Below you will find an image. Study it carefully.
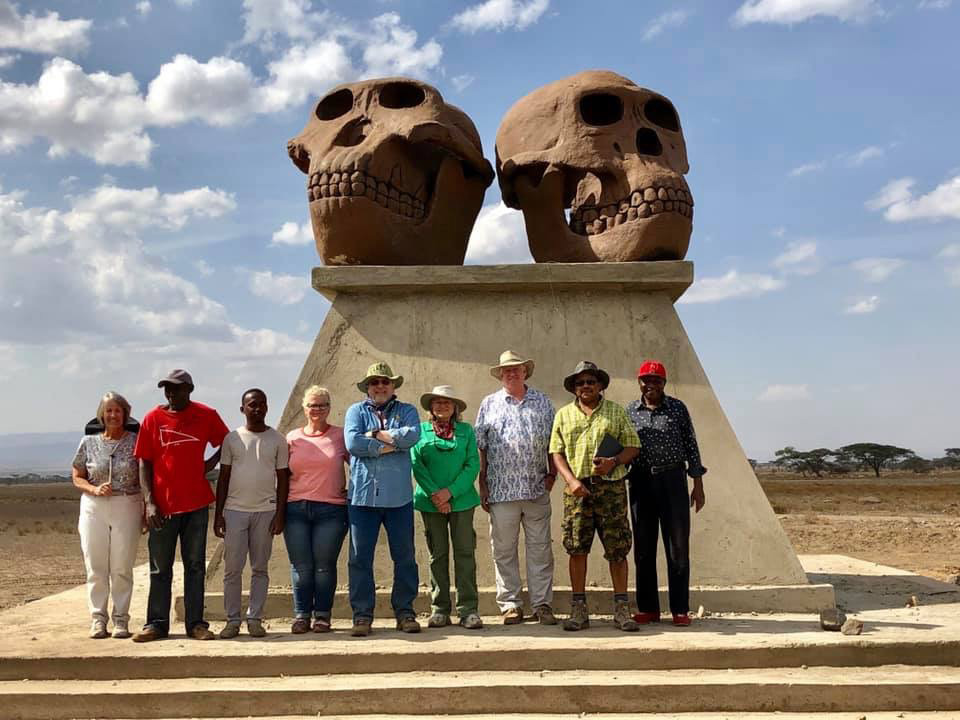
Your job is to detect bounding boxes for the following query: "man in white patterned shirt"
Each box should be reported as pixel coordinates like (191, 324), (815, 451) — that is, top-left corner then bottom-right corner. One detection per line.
(475, 350), (557, 625)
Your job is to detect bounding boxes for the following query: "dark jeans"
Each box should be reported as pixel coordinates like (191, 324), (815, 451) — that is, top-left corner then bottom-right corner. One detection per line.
(348, 502), (418, 622)
(283, 500), (348, 620)
(145, 506), (209, 635)
(629, 467), (690, 615)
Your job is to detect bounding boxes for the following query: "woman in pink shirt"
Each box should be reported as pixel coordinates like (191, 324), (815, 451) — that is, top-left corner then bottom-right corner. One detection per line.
(284, 385), (349, 633)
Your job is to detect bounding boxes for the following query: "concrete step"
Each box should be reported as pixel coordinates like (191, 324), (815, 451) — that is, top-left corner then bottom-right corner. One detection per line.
(3, 666), (960, 718)
(122, 715), (960, 720)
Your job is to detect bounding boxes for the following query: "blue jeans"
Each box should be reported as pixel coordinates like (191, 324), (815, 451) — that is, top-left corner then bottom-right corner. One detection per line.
(348, 502), (418, 622)
(283, 500), (348, 620)
(145, 506), (208, 635)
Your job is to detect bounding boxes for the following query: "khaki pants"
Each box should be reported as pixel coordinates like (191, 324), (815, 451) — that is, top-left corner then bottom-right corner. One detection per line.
(222, 509), (275, 622)
(488, 492), (554, 611)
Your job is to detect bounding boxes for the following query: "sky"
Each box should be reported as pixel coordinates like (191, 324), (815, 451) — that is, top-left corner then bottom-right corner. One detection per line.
(0, 0), (958, 460)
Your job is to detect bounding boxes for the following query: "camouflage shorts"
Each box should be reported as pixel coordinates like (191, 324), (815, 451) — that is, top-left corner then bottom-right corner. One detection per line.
(562, 478), (632, 561)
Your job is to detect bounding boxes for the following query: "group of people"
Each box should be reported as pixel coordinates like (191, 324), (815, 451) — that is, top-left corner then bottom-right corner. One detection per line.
(71, 350), (706, 640)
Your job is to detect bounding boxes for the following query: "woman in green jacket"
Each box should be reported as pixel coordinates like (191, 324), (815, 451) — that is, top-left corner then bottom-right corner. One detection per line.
(411, 385), (483, 629)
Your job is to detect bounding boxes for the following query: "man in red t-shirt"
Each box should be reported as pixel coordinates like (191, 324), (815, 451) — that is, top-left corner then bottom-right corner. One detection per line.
(132, 369), (228, 642)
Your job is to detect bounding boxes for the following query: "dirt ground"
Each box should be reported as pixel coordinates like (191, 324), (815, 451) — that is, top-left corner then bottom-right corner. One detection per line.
(1, 474), (958, 612)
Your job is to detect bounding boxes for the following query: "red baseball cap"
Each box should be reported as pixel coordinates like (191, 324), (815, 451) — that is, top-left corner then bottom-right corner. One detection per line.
(637, 361), (667, 380)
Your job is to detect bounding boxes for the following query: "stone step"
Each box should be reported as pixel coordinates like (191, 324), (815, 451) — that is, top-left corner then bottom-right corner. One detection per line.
(126, 715), (960, 720)
(3, 666), (960, 718)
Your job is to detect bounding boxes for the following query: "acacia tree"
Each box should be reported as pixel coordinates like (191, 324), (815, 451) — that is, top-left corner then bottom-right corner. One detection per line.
(945, 448), (960, 469)
(773, 447), (836, 477)
(836, 443), (915, 477)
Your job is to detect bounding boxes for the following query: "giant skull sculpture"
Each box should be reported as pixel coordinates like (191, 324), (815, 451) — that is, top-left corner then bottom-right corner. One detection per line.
(289, 78), (494, 265)
(496, 71), (693, 263)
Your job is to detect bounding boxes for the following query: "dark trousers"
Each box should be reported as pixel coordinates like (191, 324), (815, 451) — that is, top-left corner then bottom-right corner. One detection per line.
(145, 506), (209, 634)
(629, 467), (690, 615)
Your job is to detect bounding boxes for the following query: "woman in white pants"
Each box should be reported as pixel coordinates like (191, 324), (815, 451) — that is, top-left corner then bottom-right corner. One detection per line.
(72, 392), (143, 639)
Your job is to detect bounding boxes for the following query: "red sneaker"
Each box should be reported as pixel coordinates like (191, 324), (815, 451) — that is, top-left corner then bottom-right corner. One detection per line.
(632, 611), (661, 624)
(672, 613), (692, 627)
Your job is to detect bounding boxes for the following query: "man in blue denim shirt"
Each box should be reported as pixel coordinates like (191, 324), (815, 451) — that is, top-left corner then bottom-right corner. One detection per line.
(344, 361), (422, 636)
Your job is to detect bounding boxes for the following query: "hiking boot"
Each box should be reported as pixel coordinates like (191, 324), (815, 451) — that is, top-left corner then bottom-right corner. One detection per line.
(459, 613), (483, 630)
(613, 601), (640, 632)
(396, 616), (421, 634)
(218, 621), (241, 639)
(111, 620), (131, 639)
(350, 619), (372, 637)
(501, 606), (524, 625)
(427, 613), (451, 628)
(562, 600), (590, 631)
(247, 619), (267, 638)
(291, 617), (311, 634)
(188, 625), (215, 640)
(532, 604), (558, 625)
(312, 617), (332, 633)
(672, 613), (692, 627)
(90, 620), (108, 639)
(131, 626), (166, 643)
(633, 611), (661, 625)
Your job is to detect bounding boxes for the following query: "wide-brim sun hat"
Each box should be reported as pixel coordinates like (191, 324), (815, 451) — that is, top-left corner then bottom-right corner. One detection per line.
(420, 385), (468, 413)
(563, 360), (611, 393)
(357, 361), (404, 393)
(489, 349), (535, 380)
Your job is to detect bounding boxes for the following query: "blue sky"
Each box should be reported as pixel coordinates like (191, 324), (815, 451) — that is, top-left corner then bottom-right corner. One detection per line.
(0, 0), (957, 459)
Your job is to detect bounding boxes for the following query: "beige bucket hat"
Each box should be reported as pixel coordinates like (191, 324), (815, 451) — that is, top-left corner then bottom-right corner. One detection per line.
(357, 361), (404, 393)
(420, 385), (467, 413)
(489, 349), (535, 380)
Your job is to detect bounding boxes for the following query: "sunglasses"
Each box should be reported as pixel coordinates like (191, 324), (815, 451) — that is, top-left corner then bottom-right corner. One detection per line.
(306, 403), (330, 410)
(574, 378), (598, 387)
(367, 378), (393, 387)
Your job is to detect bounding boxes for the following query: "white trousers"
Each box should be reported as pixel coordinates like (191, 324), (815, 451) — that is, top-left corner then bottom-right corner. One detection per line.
(77, 493), (142, 625)
(488, 492), (554, 611)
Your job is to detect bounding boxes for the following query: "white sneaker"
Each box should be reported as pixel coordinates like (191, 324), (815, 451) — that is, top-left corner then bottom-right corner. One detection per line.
(90, 619), (108, 639)
(112, 620), (131, 639)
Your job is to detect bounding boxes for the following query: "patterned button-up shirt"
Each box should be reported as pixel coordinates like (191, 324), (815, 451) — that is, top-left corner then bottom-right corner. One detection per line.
(625, 395), (706, 478)
(549, 398), (640, 482)
(475, 387), (555, 503)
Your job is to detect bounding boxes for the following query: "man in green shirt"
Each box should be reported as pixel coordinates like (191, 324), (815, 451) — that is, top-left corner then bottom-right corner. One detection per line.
(549, 361), (641, 632)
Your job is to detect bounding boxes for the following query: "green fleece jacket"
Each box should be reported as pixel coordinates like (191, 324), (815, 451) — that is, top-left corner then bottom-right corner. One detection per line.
(410, 421), (481, 513)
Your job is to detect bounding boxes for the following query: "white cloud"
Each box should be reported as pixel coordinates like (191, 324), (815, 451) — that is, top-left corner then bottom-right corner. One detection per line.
(789, 161), (825, 177)
(845, 145), (884, 166)
(772, 241), (819, 275)
(939, 243), (960, 259)
(361, 13), (443, 77)
(732, 0), (880, 25)
(851, 257), (904, 282)
(450, 0), (549, 32)
(136, 1), (151, 16)
(146, 54), (259, 127)
(946, 265), (960, 286)
(464, 202), (533, 264)
(0, 0), (91, 55)
(241, 0), (320, 47)
(249, 270), (309, 305)
(844, 295), (880, 314)
(758, 384), (810, 402)
(260, 38), (355, 112)
(193, 259), (214, 277)
(174, 0), (196, 6)
(271, 221), (313, 246)
(918, 0), (951, 8)
(0, 51), (17, 68)
(678, 270), (786, 304)
(451, 74), (475, 92)
(643, 9), (692, 41)
(867, 175), (960, 222)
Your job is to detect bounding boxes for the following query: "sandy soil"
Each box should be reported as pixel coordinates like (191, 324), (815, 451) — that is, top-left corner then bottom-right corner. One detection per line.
(1, 474), (958, 611)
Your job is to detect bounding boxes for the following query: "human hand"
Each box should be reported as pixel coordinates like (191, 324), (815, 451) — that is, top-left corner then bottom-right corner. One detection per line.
(375, 430), (395, 445)
(437, 501), (452, 514)
(690, 484), (705, 513)
(95, 484), (113, 497)
(213, 514), (226, 538)
(544, 474), (556, 492)
(269, 513), (285, 535)
(431, 488), (452, 507)
(145, 504), (166, 530)
(592, 457), (617, 476)
(379, 444), (396, 455)
(566, 478), (590, 497)
(478, 480), (490, 513)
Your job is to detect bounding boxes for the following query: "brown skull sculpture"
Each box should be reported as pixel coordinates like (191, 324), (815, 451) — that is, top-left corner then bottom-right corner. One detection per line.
(496, 70), (693, 262)
(288, 77), (494, 265)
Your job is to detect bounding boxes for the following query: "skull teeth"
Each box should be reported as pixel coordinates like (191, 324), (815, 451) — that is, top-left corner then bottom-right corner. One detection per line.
(307, 168), (426, 220)
(569, 182), (693, 235)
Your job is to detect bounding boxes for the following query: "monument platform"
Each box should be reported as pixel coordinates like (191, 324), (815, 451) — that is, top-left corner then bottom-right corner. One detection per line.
(2, 555), (959, 717)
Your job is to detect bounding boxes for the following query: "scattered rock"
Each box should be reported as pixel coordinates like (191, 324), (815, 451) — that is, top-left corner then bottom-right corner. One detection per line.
(859, 496), (882, 504)
(906, 595), (920, 607)
(841, 617), (864, 635)
(947, 574), (960, 585)
(695, 605), (707, 619)
(819, 607), (846, 631)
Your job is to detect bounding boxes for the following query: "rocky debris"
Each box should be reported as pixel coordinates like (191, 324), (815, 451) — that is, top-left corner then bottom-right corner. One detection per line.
(841, 617), (864, 635)
(947, 574), (960, 585)
(695, 605), (707, 619)
(858, 495), (882, 504)
(819, 607), (846, 631)
(906, 595), (920, 607)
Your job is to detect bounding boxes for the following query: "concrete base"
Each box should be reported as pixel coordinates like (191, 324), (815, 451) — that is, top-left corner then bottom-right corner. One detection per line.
(277, 262), (807, 593)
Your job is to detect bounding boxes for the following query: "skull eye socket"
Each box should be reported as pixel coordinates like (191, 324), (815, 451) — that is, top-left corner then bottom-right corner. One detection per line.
(379, 82), (426, 109)
(636, 128), (663, 156)
(644, 98), (680, 132)
(316, 89), (353, 121)
(579, 93), (623, 126)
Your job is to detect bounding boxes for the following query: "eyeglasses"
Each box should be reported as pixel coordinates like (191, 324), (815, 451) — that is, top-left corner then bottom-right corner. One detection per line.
(574, 378), (598, 387)
(306, 403), (330, 410)
(367, 378), (393, 387)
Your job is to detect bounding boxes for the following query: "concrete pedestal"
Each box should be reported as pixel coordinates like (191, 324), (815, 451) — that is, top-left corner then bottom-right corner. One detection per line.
(276, 262), (813, 604)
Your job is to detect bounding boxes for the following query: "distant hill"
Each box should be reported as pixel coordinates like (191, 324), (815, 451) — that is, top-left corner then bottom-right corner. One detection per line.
(0, 432), (79, 473)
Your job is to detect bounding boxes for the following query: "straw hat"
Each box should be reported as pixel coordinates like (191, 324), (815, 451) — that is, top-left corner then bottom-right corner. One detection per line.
(357, 361), (404, 393)
(562, 360), (610, 393)
(420, 385), (467, 413)
(489, 349), (535, 380)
